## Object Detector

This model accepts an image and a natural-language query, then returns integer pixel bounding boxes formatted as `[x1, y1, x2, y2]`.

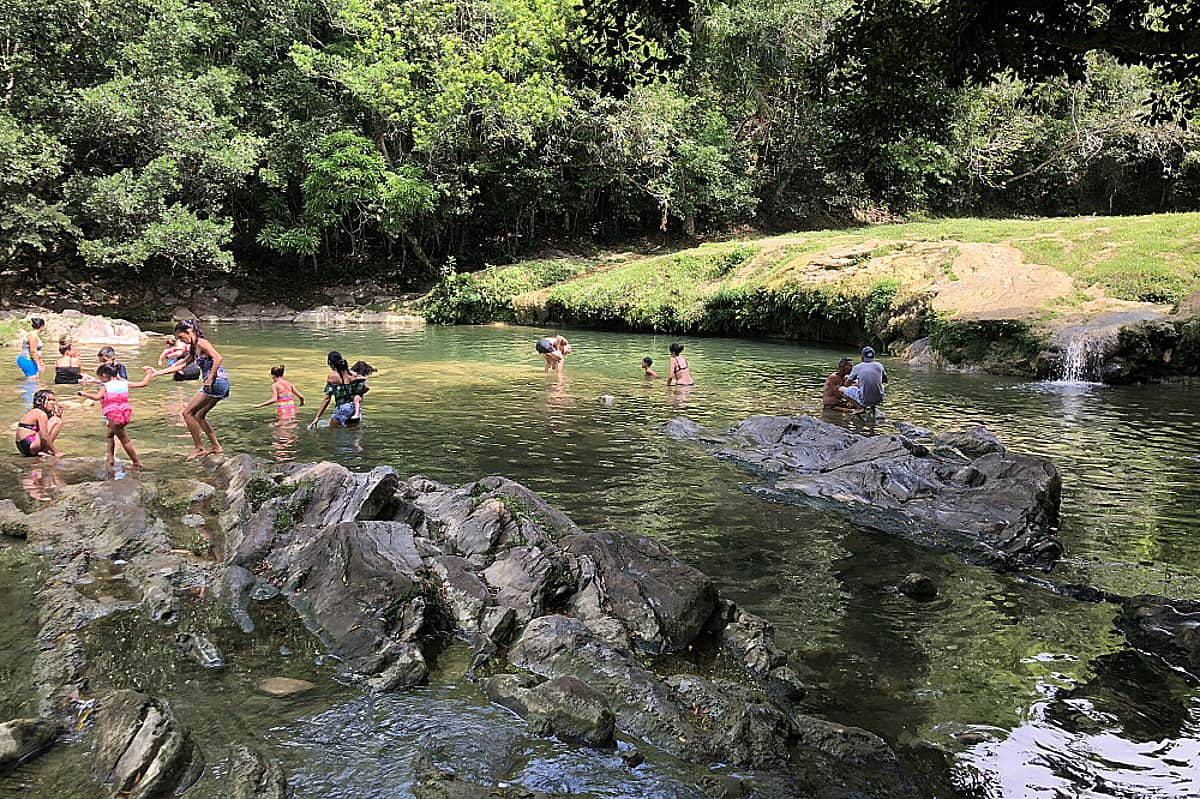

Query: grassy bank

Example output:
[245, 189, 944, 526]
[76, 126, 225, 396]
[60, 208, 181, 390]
[417, 213, 1200, 374]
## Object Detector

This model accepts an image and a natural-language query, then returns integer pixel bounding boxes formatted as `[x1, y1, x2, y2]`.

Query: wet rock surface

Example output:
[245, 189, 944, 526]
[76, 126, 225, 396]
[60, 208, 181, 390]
[667, 415, 1063, 570]
[227, 744, 291, 799]
[0, 717, 58, 771]
[91, 690, 204, 799]
[1117, 595, 1200, 679]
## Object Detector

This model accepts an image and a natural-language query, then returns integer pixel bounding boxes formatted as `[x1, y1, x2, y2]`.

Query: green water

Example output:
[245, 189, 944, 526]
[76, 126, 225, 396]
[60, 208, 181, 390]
[3, 323, 1199, 798]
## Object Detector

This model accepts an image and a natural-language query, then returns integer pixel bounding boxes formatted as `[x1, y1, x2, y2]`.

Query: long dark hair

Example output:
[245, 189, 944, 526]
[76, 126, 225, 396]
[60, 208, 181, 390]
[350, 360, 376, 377]
[32, 389, 54, 412]
[174, 319, 205, 339]
[327, 351, 351, 381]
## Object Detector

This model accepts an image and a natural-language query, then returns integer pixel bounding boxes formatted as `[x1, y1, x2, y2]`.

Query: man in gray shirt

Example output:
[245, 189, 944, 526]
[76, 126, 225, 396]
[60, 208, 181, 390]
[845, 346, 886, 413]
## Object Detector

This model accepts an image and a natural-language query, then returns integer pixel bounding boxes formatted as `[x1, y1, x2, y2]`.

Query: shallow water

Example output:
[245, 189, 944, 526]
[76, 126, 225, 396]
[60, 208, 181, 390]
[2, 322, 1199, 797]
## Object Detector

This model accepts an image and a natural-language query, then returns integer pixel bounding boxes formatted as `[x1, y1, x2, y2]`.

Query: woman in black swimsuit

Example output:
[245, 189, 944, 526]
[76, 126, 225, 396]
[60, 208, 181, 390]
[15, 390, 63, 457]
[53, 340, 83, 385]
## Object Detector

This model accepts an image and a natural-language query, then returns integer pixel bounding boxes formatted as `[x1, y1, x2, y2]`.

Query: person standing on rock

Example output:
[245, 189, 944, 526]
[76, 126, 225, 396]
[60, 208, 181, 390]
[15, 318, 46, 379]
[843, 346, 887, 415]
[151, 320, 230, 460]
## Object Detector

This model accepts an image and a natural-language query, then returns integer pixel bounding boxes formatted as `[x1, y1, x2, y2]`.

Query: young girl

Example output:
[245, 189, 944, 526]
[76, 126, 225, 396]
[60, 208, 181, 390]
[16, 318, 45, 378]
[349, 360, 375, 422]
[309, 351, 357, 429]
[78, 363, 156, 468]
[151, 320, 229, 460]
[666, 342, 694, 387]
[158, 336, 187, 367]
[15, 390, 63, 457]
[54, 340, 84, 385]
[251, 365, 305, 420]
[641, 357, 657, 378]
[97, 346, 128, 379]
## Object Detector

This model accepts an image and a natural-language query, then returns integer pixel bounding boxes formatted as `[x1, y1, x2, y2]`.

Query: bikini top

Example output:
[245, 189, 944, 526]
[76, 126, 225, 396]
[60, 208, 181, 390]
[17, 421, 38, 432]
[193, 342, 226, 379]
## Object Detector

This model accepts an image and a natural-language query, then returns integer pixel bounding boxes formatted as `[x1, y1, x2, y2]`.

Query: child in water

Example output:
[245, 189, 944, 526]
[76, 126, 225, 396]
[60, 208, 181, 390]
[250, 365, 305, 420]
[78, 363, 156, 468]
[97, 346, 128, 379]
[641, 357, 657, 378]
[349, 361, 376, 422]
[158, 336, 187, 367]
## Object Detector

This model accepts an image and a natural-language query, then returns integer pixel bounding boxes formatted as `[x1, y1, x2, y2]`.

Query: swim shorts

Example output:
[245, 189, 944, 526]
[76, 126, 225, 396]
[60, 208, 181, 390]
[535, 338, 555, 355]
[331, 402, 357, 425]
[16, 355, 38, 377]
[842, 386, 864, 406]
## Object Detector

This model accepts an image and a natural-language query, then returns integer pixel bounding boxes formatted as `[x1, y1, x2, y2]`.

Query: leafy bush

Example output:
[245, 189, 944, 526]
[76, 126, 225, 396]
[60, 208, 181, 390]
[420, 259, 595, 324]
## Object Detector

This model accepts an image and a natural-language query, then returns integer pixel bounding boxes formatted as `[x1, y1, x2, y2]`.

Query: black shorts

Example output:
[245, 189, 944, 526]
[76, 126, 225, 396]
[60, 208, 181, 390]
[535, 338, 556, 355]
[16, 436, 36, 457]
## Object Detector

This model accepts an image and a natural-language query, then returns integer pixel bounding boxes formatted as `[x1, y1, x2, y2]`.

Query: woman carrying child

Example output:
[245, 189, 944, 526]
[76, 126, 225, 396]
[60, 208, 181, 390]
[151, 320, 230, 460]
[308, 351, 357, 429]
[78, 363, 156, 468]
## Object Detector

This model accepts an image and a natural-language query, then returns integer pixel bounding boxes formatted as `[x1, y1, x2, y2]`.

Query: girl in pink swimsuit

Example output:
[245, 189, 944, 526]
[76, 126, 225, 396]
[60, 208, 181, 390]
[78, 363, 156, 468]
[251, 365, 305, 420]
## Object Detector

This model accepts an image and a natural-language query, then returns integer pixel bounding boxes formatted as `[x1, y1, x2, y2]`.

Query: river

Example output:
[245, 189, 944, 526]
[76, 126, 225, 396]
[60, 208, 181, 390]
[2, 322, 1198, 798]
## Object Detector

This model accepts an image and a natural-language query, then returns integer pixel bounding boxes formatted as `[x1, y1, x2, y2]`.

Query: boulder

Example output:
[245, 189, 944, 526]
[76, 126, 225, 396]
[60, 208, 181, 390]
[411, 749, 566, 799]
[0, 717, 58, 771]
[91, 691, 204, 799]
[1117, 595, 1200, 679]
[669, 415, 1062, 571]
[257, 677, 316, 697]
[484, 674, 615, 747]
[897, 573, 938, 600]
[227, 745, 290, 799]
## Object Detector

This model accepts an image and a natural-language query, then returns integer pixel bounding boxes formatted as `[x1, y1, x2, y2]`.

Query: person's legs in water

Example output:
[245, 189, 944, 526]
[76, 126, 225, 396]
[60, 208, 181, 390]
[114, 425, 142, 468]
[182, 392, 220, 459]
[544, 349, 564, 376]
[351, 394, 362, 421]
[105, 423, 117, 467]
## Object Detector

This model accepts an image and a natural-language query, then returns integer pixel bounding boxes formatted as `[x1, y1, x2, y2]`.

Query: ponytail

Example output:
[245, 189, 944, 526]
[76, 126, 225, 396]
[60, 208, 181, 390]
[174, 319, 205, 340]
[327, 350, 350, 379]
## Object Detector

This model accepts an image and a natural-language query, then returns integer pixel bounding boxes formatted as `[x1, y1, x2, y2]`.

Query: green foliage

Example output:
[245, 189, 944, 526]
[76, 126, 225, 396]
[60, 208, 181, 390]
[928, 317, 1044, 376]
[420, 258, 595, 324]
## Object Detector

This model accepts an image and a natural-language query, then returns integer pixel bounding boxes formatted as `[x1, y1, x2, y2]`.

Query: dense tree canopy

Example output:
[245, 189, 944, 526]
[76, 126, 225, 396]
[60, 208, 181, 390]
[1, 0, 1197, 280]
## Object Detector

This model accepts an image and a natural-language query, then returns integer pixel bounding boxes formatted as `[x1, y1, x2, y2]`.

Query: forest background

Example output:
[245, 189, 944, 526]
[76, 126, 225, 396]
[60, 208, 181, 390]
[3, 0, 1199, 285]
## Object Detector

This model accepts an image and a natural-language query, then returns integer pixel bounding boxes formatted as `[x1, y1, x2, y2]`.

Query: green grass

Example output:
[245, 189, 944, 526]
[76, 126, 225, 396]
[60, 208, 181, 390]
[420, 258, 599, 324]
[0, 320, 22, 348]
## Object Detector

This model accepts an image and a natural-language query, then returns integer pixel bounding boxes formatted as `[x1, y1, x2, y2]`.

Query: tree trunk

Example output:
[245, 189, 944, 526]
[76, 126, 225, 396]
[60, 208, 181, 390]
[404, 231, 435, 276]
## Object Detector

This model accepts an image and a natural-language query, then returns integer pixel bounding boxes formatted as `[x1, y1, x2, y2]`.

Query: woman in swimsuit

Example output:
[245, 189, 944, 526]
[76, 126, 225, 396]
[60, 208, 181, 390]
[666, 342, 694, 387]
[150, 320, 230, 460]
[309, 351, 357, 429]
[16, 318, 45, 378]
[251, 365, 305, 420]
[53, 340, 84, 385]
[15, 390, 63, 457]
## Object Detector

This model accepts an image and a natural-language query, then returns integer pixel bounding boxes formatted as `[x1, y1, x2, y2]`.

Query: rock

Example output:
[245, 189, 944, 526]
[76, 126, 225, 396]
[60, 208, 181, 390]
[430, 556, 490, 633]
[719, 608, 787, 678]
[618, 745, 644, 768]
[670, 415, 1062, 571]
[598, 394, 615, 406]
[181, 514, 207, 528]
[666, 675, 795, 769]
[175, 632, 225, 668]
[91, 691, 204, 799]
[411, 749, 566, 799]
[185, 480, 217, 504]
[484, 674, 616, 747]
[0, 717, 58, 771]
[226, 745, 290, 799]
[256, 677, 316, 697]
[702, 774, 749, 798]
[897, 573, 938, 600]
[563, 530, 717, 655]
[1117, 595, 1200, 679]
[481, 545, 569, 625]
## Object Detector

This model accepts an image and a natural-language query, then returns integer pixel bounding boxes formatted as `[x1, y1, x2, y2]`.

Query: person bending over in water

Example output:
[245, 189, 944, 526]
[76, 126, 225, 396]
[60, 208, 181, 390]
[841, 346, 887, 415]
[822, 357, 854, 411]
[251, 365, 304, 420]
[158, 336, 187, 367]
[641, 357, 657, 378]
[666, 343, 694, 387]
[16, 318, 45, 378]
[349, 360, 375, 422]
[15, 390, 63, 457]
[78, 363, 156, 468]
[309, 351, 358, 429]
[535, 334, 571, 375]
[151, 320, 230, 460]
[54, 340, 84, 385]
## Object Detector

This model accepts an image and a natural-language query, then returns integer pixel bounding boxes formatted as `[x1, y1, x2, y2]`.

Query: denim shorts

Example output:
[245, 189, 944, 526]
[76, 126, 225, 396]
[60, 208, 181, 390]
[331, 402, 357, 425]
[203, 377, 230, 400]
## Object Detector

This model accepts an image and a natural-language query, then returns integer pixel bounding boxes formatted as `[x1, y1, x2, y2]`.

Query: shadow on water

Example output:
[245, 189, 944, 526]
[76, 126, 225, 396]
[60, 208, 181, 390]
[2, 322, 1199, 797]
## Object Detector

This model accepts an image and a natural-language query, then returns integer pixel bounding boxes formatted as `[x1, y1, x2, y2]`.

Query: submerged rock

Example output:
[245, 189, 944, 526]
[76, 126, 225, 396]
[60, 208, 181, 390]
[411, 749, 566, 799]
[227, 744, 290, 799]
[668, 415, 1063, 571]
[175, 632, 225, 669]
[897, 573, 938, 600]
[0, 717, 58, 771]
[256, 677, 315, 697]
[91, 690, 204, 799]
[1117, 595, 1200, 679]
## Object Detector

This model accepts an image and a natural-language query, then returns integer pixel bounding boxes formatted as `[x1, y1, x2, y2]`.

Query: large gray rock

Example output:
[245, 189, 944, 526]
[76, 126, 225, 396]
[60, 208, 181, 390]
[0, 717, 58, 771]
[227, 744, 290, 799]
[91, 691, 204, 799]
[669, 415, 1062, 570]
[484, 674, 616, 747]
[1117, 595, 1200, 679]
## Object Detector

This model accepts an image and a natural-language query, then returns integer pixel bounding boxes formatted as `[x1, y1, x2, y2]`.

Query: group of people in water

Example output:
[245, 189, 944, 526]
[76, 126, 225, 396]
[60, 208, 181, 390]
[13, 314, 880, 468]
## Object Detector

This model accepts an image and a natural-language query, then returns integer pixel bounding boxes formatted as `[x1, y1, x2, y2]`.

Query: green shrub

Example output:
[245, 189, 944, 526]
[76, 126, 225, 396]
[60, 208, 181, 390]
[420, 258, 594, 324]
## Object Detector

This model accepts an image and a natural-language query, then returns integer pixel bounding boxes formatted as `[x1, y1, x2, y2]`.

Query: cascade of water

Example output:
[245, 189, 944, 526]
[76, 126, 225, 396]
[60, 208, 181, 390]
[1057, 335, 1104, 383]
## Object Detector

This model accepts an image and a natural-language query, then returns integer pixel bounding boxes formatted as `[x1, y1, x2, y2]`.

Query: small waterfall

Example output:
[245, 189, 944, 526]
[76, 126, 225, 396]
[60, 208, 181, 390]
[1056, 335, 1105, 383]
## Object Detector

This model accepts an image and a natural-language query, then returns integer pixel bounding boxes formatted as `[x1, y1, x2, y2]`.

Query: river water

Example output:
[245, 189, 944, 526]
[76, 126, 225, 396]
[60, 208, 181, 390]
[2, 323, 1198, 798]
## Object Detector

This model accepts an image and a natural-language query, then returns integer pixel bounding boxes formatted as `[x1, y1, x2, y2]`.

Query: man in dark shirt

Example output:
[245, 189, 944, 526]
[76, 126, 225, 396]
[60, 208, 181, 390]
[822, 357, 854, 410]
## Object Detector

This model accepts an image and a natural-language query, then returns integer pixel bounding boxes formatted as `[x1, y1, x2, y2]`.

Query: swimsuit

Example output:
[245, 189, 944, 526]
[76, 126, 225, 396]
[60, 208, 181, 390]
[101, 379, 133, 426]
[16, 336, 41, 377]
[672, 357, 694, 386]
[195, 345, 230, 399]
[276, 393, 297, 420]
[54, 365, 82, 384]
[15, 421, 38, 456]
[325, 379, 357, 424]
[535, 338, 557, 355]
